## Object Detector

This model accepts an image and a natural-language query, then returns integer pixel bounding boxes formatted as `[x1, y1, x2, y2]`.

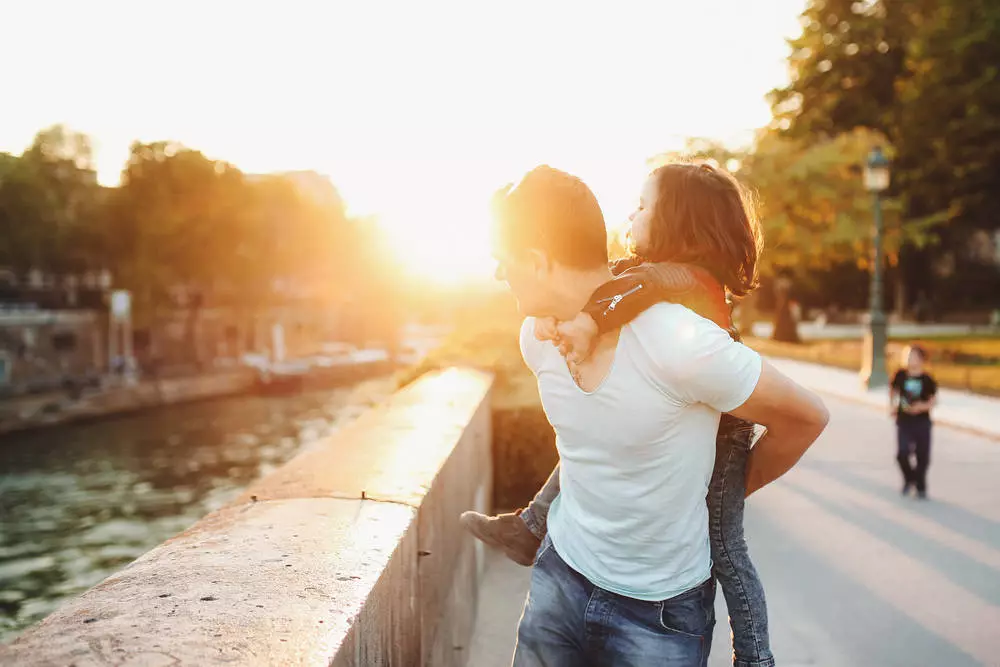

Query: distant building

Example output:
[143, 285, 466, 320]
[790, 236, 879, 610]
[0, 271, 114, 396]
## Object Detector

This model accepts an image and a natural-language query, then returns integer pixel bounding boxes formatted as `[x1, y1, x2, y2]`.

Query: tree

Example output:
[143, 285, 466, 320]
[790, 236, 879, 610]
[740, 128, 937, 274]
[105, 140, 370, 341]
[1, 126, 410, 356]
[103, 142, 245, 322]
[892, 0, 1000, 308]
[768, 0, 920, 137]
[770, 0, 1000, 312]
[0, 125, 102, 273]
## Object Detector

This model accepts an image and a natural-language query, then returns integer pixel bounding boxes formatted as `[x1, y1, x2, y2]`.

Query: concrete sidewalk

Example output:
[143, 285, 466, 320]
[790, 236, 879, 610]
[767, 356, 1000, 441]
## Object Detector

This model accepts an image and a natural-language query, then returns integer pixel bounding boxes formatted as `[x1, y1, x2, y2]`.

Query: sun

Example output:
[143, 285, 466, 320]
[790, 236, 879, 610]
[378, 210, 496, 286]
[337, 167, 499, 286]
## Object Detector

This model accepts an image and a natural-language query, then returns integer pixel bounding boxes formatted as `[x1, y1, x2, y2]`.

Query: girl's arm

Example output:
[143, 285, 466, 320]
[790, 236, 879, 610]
[583, 262, 730, 334]
[550, 262, 731, 364]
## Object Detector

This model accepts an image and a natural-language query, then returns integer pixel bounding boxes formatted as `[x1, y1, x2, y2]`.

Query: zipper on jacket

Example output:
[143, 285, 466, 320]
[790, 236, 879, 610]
[601, 283, 643, 316]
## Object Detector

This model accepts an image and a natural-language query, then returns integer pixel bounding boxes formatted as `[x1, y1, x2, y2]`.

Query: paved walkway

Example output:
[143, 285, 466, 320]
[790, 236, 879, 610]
[468, 360, 1000, 666]
[750, 321, 997, 340]
[768, 356, 1000, 441]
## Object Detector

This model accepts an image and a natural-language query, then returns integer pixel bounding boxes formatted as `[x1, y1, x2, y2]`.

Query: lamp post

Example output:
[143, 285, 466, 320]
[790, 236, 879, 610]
[861, 146, 890, 390]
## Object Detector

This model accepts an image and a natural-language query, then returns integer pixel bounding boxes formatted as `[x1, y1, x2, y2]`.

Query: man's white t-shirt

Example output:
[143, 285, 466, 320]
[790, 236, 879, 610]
[520, 303, 762, 601]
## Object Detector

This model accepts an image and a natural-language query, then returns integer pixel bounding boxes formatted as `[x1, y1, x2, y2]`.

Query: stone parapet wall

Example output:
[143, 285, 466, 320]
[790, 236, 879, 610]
[0, 367, 494, 666]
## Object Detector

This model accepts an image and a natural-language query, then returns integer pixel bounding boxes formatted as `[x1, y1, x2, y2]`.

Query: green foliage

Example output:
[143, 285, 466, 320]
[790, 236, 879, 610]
[740, 128, 934, 275]
[770, 0, 1000, 308]
[0, 128, 391, 327]
[768, 0, 921, 137]
[0, 126, 102, 272]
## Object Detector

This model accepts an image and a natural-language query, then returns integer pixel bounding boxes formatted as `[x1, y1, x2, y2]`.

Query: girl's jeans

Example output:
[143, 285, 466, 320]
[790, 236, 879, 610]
[519, 416, 774, 667]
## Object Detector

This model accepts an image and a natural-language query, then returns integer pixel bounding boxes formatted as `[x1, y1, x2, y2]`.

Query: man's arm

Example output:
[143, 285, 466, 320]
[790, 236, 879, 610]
[727, 360, 830, 496]
[630, 307, 827, 495]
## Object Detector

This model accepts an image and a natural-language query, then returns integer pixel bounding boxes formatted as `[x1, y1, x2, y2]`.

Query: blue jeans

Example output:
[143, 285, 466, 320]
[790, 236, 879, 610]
[520, 416, 773, 667]
[513, 535, 716, 667]
[710, 417, 774, 667]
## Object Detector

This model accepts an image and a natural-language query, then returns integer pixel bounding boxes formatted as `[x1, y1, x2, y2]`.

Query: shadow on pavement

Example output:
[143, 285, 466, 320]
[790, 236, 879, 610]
[800, 459, 1000, 549]
[783, 479, 1000, 608]
[745, 505, 982, 667]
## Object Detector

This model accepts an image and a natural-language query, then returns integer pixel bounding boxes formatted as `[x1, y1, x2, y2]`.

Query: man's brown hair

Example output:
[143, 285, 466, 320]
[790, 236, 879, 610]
[641, 163, 762, 297]
[491, 165, 609, 270]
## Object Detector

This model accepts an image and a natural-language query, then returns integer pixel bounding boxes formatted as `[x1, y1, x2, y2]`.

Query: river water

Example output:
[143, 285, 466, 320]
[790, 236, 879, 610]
[0, 376, 397, 642]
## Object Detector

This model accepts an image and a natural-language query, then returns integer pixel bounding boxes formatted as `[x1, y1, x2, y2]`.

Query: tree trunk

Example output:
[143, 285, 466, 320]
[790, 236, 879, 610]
[771, 295, 801, 343]
[735, 292, 758, 338]
[894, 274, 907, 321]
[770, 275, 800, 343]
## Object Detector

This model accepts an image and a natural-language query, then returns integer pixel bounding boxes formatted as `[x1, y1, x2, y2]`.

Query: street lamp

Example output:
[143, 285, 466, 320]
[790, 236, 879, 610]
[861, 146, 890, 390]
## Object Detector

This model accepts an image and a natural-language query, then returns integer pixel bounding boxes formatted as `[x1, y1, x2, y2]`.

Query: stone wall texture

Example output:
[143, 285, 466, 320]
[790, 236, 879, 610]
[0, 367, 494, 666]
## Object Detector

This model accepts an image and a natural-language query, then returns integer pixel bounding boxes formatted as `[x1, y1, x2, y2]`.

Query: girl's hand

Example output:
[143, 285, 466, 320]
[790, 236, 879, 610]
[555, 313, 599, 365]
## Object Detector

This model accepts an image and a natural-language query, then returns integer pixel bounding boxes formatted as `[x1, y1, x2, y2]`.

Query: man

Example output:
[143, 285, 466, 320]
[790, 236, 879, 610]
[489, 165, 828, 666]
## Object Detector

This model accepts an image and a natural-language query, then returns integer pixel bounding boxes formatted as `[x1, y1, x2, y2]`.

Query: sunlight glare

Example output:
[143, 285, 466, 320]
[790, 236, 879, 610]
[383, 210, 495, 285]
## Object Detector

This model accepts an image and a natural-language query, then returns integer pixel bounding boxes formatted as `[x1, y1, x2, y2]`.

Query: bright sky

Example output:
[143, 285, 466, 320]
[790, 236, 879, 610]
[1, 0, 806, 282]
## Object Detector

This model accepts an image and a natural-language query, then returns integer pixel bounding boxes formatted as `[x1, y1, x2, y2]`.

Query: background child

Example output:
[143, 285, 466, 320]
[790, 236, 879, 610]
[890, 344, 938, 498]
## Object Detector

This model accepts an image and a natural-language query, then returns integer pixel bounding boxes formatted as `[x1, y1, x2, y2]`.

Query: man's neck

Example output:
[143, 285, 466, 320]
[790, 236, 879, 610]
[549, 266, 614, 321]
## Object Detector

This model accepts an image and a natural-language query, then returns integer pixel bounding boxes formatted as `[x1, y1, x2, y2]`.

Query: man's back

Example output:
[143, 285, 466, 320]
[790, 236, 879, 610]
[520, 302, 762, 601]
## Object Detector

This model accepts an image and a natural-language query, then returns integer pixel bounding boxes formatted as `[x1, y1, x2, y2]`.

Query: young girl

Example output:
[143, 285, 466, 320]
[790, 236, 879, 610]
[465, 163, 775, 667]
[890, 344, 937, 498]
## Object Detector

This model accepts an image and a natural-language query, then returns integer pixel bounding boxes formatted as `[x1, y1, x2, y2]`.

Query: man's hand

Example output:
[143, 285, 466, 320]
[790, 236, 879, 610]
[555, 313, 599, 364]
[534, 317, 559, 342]
[533, 313, 600, 366]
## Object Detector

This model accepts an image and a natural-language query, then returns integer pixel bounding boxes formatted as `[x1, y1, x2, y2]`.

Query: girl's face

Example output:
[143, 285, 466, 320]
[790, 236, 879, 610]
[628, 174, 659, 256]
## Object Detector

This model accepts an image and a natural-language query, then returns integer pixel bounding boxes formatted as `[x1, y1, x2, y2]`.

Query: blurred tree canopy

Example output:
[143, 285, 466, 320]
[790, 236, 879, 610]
[770, 0, 1000, 310]
[741, 129, 937, 274]
[0, 126, 389, 328]
[0, 126, 103, 273]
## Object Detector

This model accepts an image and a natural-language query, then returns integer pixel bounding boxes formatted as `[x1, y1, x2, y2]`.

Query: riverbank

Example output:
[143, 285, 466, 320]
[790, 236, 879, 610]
[0, 374, 400, 642]
[0, 361, 394, 437]
[0, 371, 254, 437]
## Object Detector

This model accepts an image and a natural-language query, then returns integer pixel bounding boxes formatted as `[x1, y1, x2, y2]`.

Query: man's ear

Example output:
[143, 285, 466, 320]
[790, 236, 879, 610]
[527, 249, 551, 279]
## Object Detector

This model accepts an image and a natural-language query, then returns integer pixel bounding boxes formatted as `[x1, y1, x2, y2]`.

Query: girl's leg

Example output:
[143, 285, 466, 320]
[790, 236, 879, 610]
[520, 464, 561, 539]
[708, 417, 774, 667]
[459, 465, 558, 566]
